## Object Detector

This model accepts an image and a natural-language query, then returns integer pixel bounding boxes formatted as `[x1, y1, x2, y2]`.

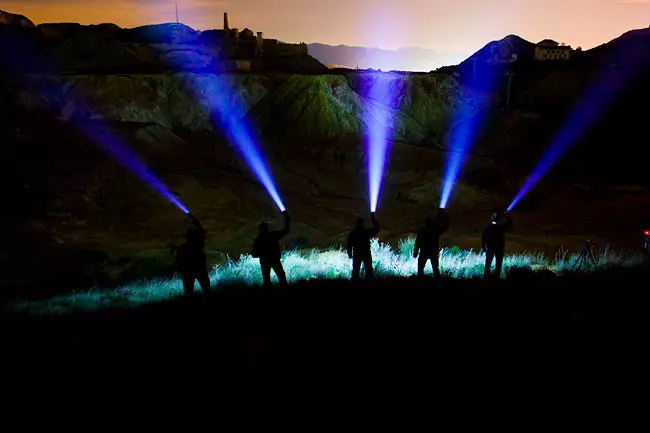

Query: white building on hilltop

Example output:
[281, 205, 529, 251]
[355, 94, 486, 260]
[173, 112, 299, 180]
[535, 39, 572, 60]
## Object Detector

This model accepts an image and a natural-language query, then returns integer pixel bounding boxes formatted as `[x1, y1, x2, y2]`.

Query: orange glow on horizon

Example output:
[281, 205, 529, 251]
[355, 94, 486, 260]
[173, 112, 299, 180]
[3, 0, 649, 54]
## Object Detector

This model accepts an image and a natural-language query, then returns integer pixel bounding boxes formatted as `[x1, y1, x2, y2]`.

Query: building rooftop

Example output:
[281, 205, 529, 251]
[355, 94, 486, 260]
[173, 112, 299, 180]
[536, 44, 572, 50]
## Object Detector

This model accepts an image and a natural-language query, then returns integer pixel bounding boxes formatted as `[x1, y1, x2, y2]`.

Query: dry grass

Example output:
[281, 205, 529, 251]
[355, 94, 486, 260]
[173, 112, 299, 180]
[10, 237, 645, 316]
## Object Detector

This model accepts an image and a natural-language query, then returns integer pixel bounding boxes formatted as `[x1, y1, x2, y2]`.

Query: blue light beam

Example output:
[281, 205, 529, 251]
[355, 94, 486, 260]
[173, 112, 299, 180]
[439, 109, 480, 209]
[362, 72, 401, 212]
[508, 67, 635, 212]
[183, 73, 286, 212]
[9, 26, 190, 214]
[439, 57, 501, 209]
[211, 101, 286, 212]
[80, 122, 189, 214]
[139, 34, 286, 212]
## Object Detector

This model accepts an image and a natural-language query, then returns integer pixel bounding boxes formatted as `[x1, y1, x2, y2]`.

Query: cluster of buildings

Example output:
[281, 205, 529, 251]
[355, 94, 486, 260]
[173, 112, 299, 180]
[203, 12, 309, 71]
[482, 37, 574, 68]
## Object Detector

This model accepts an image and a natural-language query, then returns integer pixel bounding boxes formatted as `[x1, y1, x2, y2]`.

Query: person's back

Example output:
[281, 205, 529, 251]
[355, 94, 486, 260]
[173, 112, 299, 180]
[415, 212, 450, 257]
[254, 218, 290, 261]
[415, 226, 438, 256]
[348, 217, 380, 259]
[254, 231, 283, 260]
[348, 229, 375, 258]
[414, 211, 450, 279]
[175, 242, 204, 273]
[482, 216, 512, 252]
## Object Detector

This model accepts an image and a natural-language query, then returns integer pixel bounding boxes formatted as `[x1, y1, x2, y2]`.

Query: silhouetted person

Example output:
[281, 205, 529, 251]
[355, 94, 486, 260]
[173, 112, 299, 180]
[414, 209, 450, 279]
[252, 211, 291, 287]
[347, 213, 380, 282]
[644, 230, 650, 258]
[175, 213, 211, 295]
[482, 211, 513, 278]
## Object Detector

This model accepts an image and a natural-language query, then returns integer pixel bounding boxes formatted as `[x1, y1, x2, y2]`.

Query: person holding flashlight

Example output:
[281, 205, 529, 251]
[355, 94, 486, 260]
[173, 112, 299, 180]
[175, 213, 211, 295]
[252, 210, 291, 287]
[414, 208, 450, 280]
[482, 210, 513, 278]
[347, 212, 380, 282]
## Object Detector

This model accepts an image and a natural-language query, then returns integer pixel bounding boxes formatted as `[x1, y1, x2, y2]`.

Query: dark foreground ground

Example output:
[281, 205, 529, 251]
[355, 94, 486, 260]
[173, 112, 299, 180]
[4, 267, 650, 431]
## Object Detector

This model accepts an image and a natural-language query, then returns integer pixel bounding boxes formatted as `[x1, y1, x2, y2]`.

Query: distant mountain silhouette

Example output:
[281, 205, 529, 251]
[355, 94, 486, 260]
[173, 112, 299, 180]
[457, 35, 536, 69]
[580, 26, 650, 68]
[0, 9, 34, 27]
[307, 43, 467, 72]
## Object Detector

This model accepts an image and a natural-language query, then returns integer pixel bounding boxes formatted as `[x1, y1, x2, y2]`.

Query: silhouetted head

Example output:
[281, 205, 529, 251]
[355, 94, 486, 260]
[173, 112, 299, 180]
[490, 212, 501, 224]
[425, 217, 434, 227]
[356, 217, 365, 230]
[259, 222, 269, 234]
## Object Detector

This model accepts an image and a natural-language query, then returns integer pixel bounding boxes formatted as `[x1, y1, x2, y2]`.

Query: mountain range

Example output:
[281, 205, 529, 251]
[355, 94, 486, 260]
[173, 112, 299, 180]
[307, 43, 467, 71]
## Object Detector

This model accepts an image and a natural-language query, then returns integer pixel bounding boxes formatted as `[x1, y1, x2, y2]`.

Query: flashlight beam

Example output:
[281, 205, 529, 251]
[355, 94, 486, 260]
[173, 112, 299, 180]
[508, 38, 650, 211]
[438, 59, 501, 209]
[187, 74, 286, 212]
[508, 75, 629, 212]
[81, 122, 189, 214]
[363, 72, 401, 212]
[439, 116, 475, 209]
[224, 120, 286, 212]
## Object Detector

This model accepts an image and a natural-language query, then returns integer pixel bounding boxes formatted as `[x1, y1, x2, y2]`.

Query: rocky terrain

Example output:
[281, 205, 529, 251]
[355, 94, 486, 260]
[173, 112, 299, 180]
[2, 9, 650, 300]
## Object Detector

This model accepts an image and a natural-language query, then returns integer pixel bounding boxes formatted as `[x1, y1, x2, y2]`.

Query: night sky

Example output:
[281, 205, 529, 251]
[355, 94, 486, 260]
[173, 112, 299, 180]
[4, 0, 649, 58]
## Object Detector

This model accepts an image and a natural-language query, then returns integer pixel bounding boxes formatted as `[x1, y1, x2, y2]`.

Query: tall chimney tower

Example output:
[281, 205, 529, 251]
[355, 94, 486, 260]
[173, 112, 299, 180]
[256, 32, 264, 53]
[224, 12, 229, 30]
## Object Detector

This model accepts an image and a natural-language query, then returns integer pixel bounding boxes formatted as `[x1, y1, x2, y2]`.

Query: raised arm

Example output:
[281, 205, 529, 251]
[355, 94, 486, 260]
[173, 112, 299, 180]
[439, 210, 450, 235]
[369, 212, 380, 237]
[188, 213, 204, 233]
[275, 210, 291, 239]
[503, 212, 513, 231]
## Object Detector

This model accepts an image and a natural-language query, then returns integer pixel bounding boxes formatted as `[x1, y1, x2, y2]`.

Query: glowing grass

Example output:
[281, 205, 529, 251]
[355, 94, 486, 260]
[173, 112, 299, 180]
[10, 238, 645, 316]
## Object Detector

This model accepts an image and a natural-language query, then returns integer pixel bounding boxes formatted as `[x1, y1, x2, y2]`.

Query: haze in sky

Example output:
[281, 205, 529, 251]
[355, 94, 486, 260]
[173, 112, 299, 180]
[3, 0, 649, 56]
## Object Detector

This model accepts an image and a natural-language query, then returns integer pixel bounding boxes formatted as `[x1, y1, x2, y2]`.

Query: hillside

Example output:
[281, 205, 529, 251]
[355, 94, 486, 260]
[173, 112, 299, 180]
[1, 70, 497, 299]
[2, 9, 650, 301]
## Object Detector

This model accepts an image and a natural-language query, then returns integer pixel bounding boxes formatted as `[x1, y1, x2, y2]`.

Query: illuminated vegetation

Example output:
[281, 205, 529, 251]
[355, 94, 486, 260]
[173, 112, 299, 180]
[10, 238, 645, 316]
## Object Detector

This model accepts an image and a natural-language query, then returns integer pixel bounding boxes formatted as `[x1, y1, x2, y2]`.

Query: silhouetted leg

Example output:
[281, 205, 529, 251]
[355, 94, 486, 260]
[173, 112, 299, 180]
[260, 259, 272, 287]
[432, 252, 441, 279]
[197, 269, 211, 293]
[495, 251, 504, 277]
[417, 255, 428, 278]
[272, 260, 288, 286]
[351, 256, 362, 282]
[363, 256, 374, 280]
[484, 250, 495, 278]
[182, 273, 195, 295]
